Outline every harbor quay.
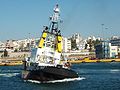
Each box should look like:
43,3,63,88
68,58,120,64
0,51,120,66
0,39,120,66
0,52,30,66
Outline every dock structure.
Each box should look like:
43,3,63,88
0,57,24,66
0,52,30,66
68,59,120,64
0,57,120,66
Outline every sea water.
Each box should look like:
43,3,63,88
0,62,120,90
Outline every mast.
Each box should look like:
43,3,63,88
49,4,61,35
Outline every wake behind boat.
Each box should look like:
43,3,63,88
21,4,78,83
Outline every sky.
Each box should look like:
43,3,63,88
0,0,120,41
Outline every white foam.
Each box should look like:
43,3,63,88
0,73,19,77
26,77,85,84
26,80,42,83
47,77,85,83
110,69,120,72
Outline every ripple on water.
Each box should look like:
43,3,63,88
0,73,20,77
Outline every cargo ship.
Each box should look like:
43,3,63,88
21,4,78,83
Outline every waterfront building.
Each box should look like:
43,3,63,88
87,36,96,41
95,41,109,59
118,47,120,53
109,43,118,58
62,37,71,52
4,40,17,52
110,36,120,46
78,40,86,50
74,33,82,48
0,38,37,52
95,41,118,59
0,41,5,51
118,47,120,58
71,33,86,51
86,36,102,53
67,50,90,60
17,38,36,51
0,41,1,43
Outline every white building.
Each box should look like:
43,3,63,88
109,43,118,58
0,38,37,52
62,37,71,52
71,33,86,50
0,41,5,51
78,40,87,50
118,47,120,53
95,42,118,59
110,36,120,46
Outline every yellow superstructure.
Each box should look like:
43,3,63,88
38,31,47,48
56,35,62,53
38,30,63,53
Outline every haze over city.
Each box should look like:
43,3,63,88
0,0,120,41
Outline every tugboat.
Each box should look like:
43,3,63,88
22,4,78,83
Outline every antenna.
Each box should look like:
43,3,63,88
49,4,61,35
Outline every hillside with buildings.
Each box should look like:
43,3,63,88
0,34,120,60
